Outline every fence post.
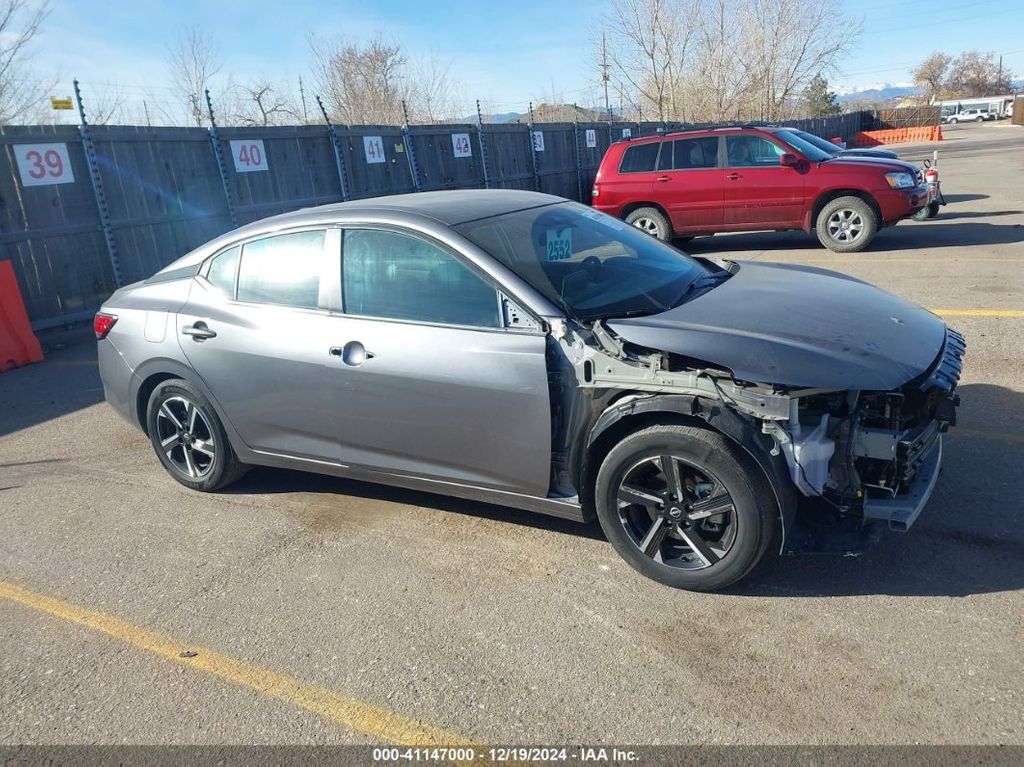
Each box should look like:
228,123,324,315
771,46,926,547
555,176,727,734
527,102,540,191
73,79,123,288
572,104,584,203
475,99,491,189
317,96,350,201
401,101,422,193
205,89,239,228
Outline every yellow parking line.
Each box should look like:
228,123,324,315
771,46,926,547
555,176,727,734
932,309,1024,318
956,428,1024,445
0,580,477,751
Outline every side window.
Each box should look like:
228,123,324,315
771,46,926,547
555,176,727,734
726,135,785,168
673,137,719,170
342,229,500,328
204,245,240,296
237,230,326,309
618,143,660,173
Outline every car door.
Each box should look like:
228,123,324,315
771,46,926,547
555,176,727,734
614,140,664,209
177,228,346,462
326,226,552,497
723,134,804,228
654,136,725,231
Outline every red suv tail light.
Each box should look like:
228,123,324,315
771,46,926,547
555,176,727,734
93,312,117,339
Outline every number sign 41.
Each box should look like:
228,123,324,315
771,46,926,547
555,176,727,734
230,140,268,172
15,143,74,187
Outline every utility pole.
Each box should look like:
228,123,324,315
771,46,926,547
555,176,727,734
299,76,308,123
998,55,1003,89
602,32,612,127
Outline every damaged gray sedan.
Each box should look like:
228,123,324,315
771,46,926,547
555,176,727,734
97,190,964,591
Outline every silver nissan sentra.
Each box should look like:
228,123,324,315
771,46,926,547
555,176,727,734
97,190,963,591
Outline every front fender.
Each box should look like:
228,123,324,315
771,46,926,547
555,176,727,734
586,393,797,554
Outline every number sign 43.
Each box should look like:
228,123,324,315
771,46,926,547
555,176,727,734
15,143,75,187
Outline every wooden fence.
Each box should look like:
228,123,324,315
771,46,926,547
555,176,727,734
1,111,870,329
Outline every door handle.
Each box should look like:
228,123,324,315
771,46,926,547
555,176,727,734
182,322,217,341
655,175,671,182
330,341,375,366
727,172,742,180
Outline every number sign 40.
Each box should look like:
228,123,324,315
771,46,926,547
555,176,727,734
15,143,75,187
230,140,268,173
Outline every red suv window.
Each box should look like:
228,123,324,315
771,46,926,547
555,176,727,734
618,143,661,173
661,137,719,170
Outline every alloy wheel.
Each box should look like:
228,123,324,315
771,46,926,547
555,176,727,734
826,209,865,244
632,217,660,236
616,455,737,570
155,396,216,479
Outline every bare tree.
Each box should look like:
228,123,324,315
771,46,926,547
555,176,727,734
913,52,952,103
599,0,858,123
600,0,696,122
82,83,127,125
946,51,1013,97
310,34,408,125
238,80,299,126
167,26,222,126
0,0,52,124
406,52,462,123
310,35,464,125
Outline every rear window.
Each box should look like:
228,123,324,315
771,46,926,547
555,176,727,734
618,143,660,174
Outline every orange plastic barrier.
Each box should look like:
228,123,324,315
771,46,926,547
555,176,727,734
852,126,942,147
0,260,44,372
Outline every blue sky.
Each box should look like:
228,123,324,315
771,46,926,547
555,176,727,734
31,0,1024,116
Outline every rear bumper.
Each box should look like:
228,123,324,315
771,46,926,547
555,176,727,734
876,185,928,223
862,435,942,532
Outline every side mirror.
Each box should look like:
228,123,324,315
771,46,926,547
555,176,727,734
780,153,800,167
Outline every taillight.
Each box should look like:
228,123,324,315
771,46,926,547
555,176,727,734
93,312,117,339
592,185,600,198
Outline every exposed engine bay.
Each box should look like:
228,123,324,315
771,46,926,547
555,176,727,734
552,316,965,552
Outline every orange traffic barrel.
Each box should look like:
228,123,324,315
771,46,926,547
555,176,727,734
0,260,44,372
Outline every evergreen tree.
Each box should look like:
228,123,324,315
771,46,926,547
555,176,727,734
802,74,841,117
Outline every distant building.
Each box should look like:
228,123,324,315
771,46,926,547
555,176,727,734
933,96,1015,118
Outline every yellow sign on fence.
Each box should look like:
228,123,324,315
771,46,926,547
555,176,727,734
50,97,73,111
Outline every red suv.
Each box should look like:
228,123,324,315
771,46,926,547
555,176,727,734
591,126,927,253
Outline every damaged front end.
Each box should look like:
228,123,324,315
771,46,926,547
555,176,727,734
563,317,965,554
764,327,964,544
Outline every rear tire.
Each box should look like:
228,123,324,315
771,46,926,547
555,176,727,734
816,196,878,253
146,379,246,492
625,207,671,242
594,424,778,592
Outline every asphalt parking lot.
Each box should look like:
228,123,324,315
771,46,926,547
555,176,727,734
1,122,1022,748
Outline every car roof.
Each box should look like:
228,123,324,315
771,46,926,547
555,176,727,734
249,189,565,230
152,189,568,277
614,124,782,146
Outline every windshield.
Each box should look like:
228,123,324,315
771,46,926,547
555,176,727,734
773,130,835,162
790,130,843,157
455,202,716,320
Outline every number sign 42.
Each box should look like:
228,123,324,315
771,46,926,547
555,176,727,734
230,140,268,173
15,143,74,187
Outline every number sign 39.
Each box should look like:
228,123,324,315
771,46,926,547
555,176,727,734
15,143,74,187
230,140,268,173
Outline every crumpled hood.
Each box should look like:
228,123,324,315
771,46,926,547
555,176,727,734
606,261,947,390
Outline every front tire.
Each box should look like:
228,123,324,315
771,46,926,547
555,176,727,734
594,424,778,592
816,196,878,253
625,207,671,242
147,378,245,492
